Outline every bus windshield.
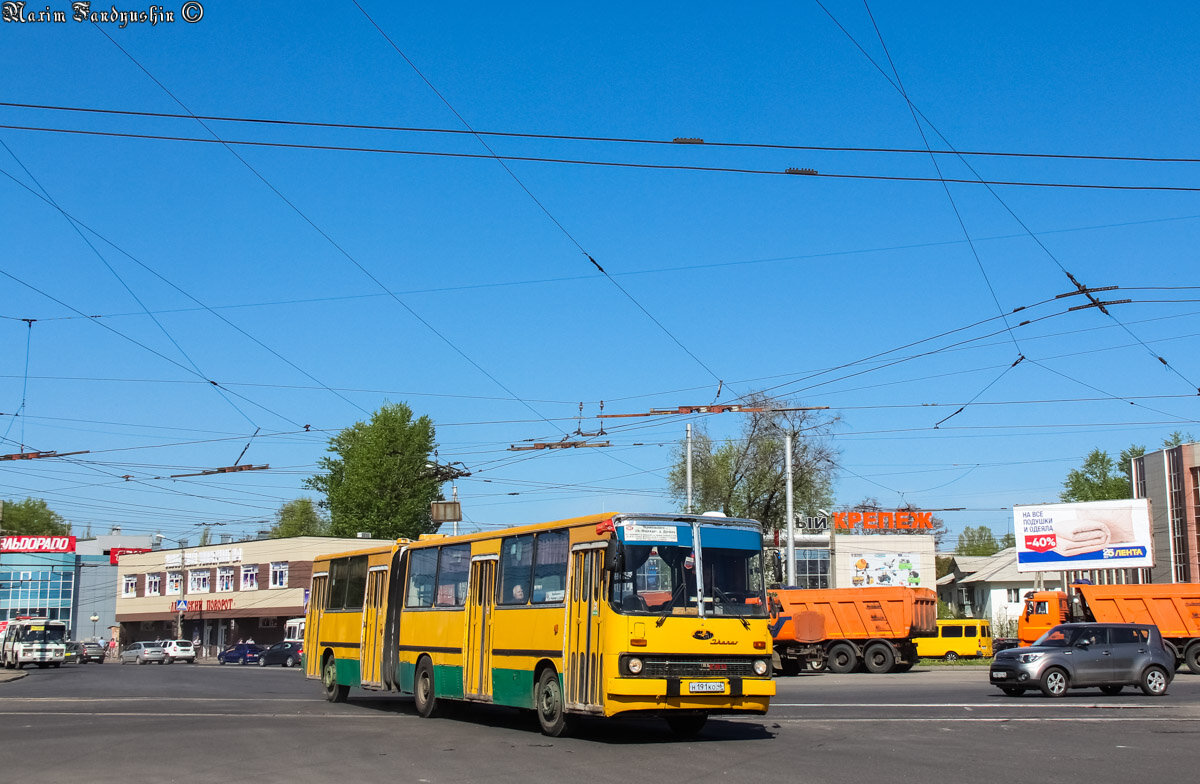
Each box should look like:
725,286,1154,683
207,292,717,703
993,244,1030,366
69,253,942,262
609,523,766,618
20,625,65,643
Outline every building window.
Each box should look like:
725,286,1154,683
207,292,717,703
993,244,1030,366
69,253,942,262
1007,588,1020,603
1167,448,1189,582
122,575,137,597
269,562,288,589
217,567,234,592
166,571,182,596
794,548,830,589
241,565,258,591
146,573,161,596
260,617,277,628
188,569,210,594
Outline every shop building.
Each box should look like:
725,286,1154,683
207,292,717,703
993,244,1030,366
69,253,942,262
777,510,936,590
0,533,154,640
114,535,392,650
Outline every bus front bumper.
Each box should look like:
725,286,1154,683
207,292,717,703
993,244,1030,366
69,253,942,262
605,676,774,715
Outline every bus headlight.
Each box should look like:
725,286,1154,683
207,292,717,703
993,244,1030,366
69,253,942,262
753,659,769,676
626,657,644,675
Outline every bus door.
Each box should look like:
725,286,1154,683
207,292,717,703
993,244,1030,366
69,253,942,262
359,566,388,688
465,556,497,699
566,544,605,713
306,573,329,679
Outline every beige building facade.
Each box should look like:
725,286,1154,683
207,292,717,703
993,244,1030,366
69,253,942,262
114,535,392,651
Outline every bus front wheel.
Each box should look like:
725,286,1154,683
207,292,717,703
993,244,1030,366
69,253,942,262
535,667,569,737
414,657,441,718
322,655,349,703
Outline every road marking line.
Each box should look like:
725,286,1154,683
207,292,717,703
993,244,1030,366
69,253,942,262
769,702,1157,709
746,716,1200,723
4,697,311,702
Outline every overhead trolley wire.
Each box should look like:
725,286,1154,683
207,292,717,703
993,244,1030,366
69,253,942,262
0,141,264,431
814,0,1200,396
4,122,1199,193
862,1,1023,430
351,1,728,393
5,100,1200,165
85,22,585,449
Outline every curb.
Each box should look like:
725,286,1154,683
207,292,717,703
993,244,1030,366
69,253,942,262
0,671,29,683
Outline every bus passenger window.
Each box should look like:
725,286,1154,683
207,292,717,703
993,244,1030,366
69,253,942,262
405,549,438,608
531,530,568,603
435,545,470,607
499,535,533,605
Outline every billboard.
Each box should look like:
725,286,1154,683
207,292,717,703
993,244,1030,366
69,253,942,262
0,535,77,553
832,533,935,589
1013,499,1152,572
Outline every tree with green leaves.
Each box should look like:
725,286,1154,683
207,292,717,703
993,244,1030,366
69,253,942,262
270,498,329,538
305,403,442,540
999,531,1016,549
955,525,1000,556
1163,431,1194,447
666,394,838,532
1060,448,1131,502
0,497,69,535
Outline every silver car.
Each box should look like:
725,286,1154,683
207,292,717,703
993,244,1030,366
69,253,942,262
989,622,1173,697
120,641,167,665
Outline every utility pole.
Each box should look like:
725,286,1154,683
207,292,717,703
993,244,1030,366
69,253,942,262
785,433,795,587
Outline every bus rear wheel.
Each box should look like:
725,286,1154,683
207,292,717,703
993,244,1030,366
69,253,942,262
666,712,708,738
414,657,441,718
322,655,349,703
535,667,569,737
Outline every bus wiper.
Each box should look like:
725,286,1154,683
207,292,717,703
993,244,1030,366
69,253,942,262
713,587,750,630
656,583,687,627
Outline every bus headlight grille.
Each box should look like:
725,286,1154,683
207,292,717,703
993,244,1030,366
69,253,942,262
625,657,762,678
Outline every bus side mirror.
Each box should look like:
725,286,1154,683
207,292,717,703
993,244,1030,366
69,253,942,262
604,539,625,572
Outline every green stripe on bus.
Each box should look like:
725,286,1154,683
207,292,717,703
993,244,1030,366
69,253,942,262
491,667,542,709
434,664,464,699
334,657,361,688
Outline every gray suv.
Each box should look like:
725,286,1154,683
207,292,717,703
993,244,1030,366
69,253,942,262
990,622,1173,697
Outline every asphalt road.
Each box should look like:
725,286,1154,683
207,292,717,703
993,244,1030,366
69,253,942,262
2,662,1198,783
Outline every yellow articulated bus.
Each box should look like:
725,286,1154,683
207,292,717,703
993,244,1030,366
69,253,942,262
305,511,775,736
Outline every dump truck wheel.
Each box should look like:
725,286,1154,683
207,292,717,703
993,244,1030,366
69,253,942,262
827,643,857,674
863,642,896,674
1185,644,1200,674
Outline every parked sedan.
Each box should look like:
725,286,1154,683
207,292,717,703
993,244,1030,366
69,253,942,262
217,643,265,665
79,641,107,663
120,641,167,665
990,622,1174,697
258,641,303,668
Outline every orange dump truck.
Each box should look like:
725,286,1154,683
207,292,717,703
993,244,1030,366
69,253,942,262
767,586,937,674
1019,584,1200,673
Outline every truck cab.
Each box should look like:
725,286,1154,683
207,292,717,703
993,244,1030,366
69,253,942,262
1019,590,1072,646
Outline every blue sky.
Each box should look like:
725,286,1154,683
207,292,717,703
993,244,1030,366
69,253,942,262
1,2,1197,548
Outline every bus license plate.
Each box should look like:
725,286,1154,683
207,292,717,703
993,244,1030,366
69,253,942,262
689,681,725,694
